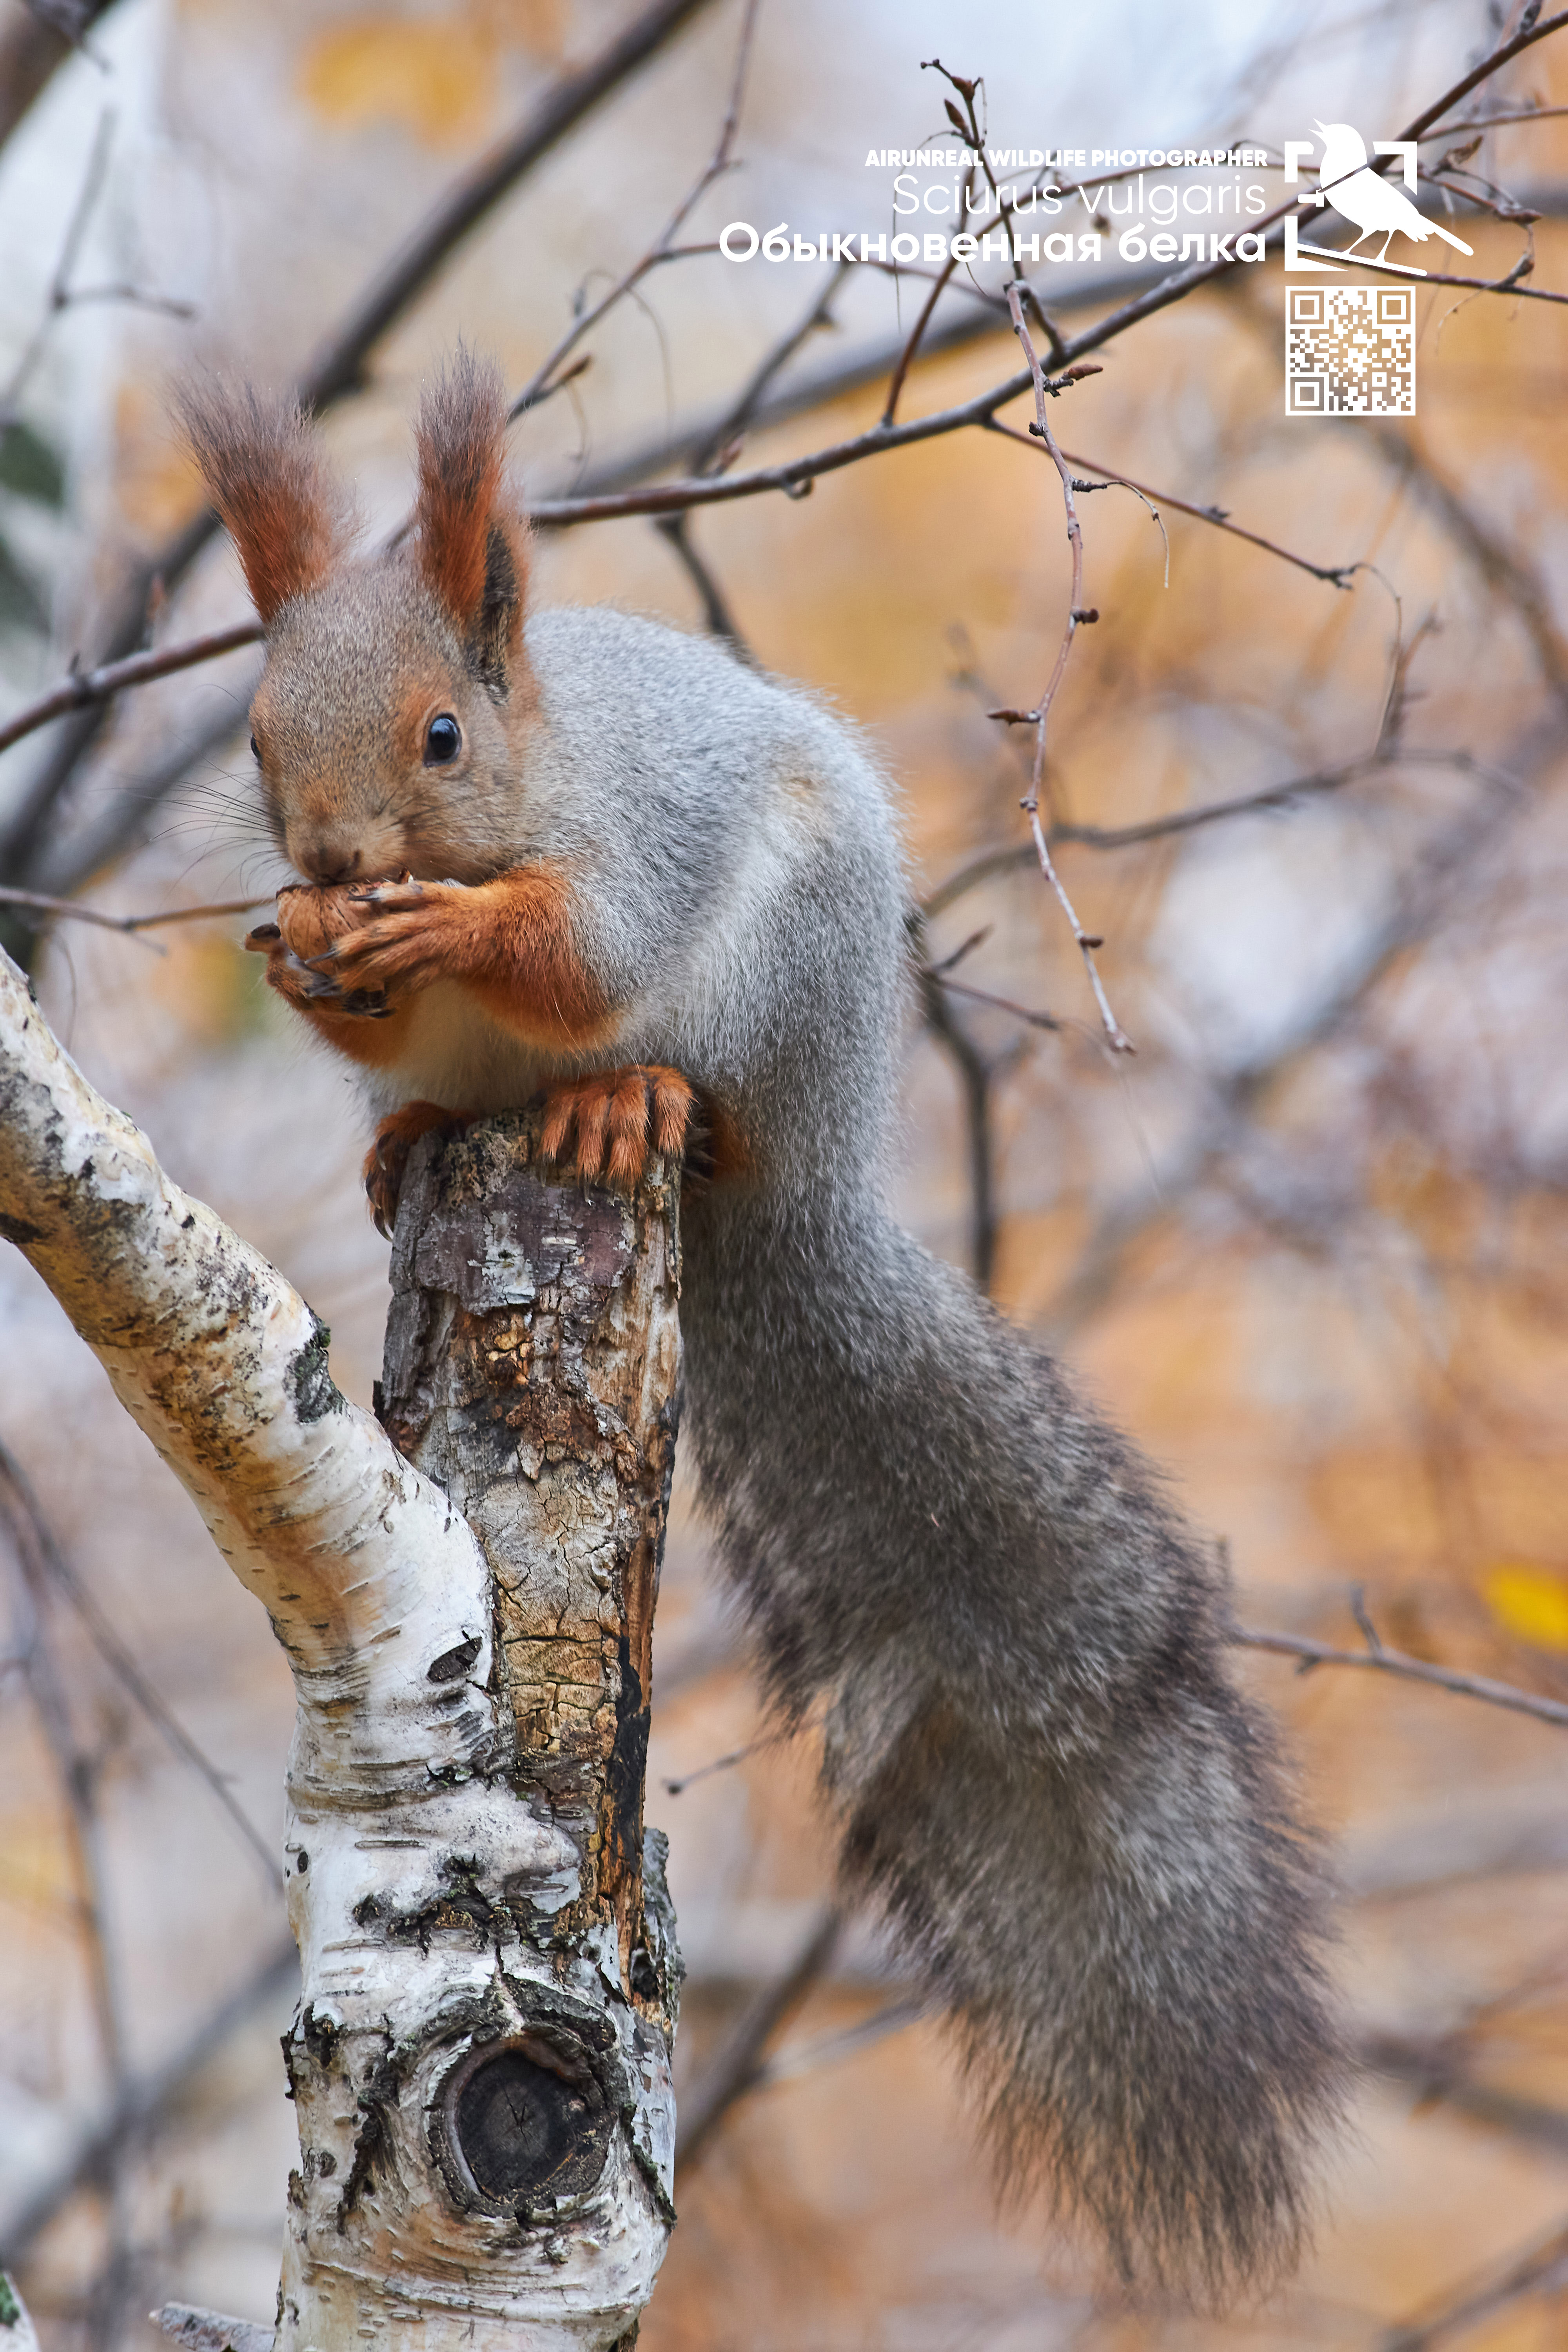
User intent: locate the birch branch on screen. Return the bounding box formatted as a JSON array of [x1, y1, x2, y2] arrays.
[[0, 946, 683, 2350], [0, 2269, 40, 2352]]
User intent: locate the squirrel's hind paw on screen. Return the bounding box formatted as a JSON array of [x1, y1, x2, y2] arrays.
[[364, 1100, 475, 1237], [539, 1065, 694, 1185]]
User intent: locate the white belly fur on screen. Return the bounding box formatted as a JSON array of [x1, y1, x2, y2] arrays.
[[363, 981, 558, 1117]]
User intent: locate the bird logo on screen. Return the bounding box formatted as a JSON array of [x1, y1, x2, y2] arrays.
[[1309, 121, 1473, 265]]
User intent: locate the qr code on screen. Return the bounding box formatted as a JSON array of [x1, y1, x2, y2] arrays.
[[1286, 287, 1414, 416]]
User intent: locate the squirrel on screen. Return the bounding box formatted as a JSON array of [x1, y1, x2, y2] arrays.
[[178, 351, 1345, 2299]]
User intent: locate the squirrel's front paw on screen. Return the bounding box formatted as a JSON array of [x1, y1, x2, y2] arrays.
[[245, 919, 393, 1019], [539, 1066, 695, 1185], [305, 875, 463, 995]]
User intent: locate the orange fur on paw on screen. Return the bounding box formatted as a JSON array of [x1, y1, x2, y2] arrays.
[[247, 909, 396, 1030], [539, 1066, 695, 1185], [299, 864, 612, 1054], [363, 1100, 474, 1238], [311, 876, 459, 995]]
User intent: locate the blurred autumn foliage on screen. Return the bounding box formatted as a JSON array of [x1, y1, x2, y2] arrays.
[[3, 0, 1568, 2346]]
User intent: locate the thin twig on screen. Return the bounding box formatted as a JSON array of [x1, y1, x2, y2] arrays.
[[0, 1452, 126, 2090], [1420, 101, 1568, 137], [662, 1728, 788, 1795], [1231, 1625, 1568, 1730], [927, 971, 1062, 1032], [0, 108, 195, 438], [1408, 259, 1566, 303], [0, 0, 726, 883], [1399, 9, 1568, 143], [653, 512, 756, 659], [4, 109, 106, 429], [916, 957, 1003, 1292], [0, 1936, 297, 2263], [745, 1996, 925, 2092], [1365, 2029, 1568, 2160], [1040, 758, 1528, 1339], [1382, 2217, 1568, 2352], [1362, 422, 1568, 699], [921, 742, 1484, 925], [1061, 448, 1358, 586], [881, 165, 976, 427], [509, 0, 761, 420], [0, 887, 272, 936], [528, 361, 1041, 524], [0, 1437, 278, 1874], [688, 263, 852, 481], [1003, 283, 1132, 1056], [677, 1908, 843, 2172]]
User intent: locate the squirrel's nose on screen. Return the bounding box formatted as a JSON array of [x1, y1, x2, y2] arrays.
[[291, 830, 364, 886]]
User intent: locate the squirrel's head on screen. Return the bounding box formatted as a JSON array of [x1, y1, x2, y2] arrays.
[[178, 353, 537, 887]]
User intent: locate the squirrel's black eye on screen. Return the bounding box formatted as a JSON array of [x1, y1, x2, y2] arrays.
[[249, 734, 260, 760], [424, 714, 462, 766]]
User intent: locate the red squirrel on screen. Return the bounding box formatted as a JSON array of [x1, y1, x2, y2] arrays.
[[180, 353, 1344, 2297]]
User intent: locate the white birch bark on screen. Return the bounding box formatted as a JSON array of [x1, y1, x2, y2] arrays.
[[0, 950, 681, 2351]]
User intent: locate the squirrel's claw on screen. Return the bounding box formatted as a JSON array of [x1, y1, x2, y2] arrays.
[[538, 1065, 695, 1186], [363, 1100, 474, 1237], [305, 900, 456, 993], [253, 928, 392, 1019], [347, 872, 428, 913]]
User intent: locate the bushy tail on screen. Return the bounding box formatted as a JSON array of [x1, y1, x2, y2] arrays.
[[681, 1186, 1347, 2298]]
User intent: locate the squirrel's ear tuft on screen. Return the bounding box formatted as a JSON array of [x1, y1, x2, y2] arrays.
[[414, 349, 530, 693], [176, 377, 352, 625]]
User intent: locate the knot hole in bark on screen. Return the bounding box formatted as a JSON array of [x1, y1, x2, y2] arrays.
[[437, 2031, 615, 2219]]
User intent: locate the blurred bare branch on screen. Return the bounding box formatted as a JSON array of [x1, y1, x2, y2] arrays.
[[1042, 754, 1530, 1337], [0, 109, 194, 441], [0, 1935, 296, 2263], [1234, 1617, 1568, 1730], [1400, 9, 1568, 143], [1364, 2029, 1568, 2160], [0, 1436, 277, 1875], [0, 0, 119, 156], [0, 887, 271, 937], [742, 1995, 925, 2094], [507, 0, 760, 421], [915, 953, 1007, 1291], [677, 1908, 843, 2173], [1383, 2216, 1568, 2351], [653, 512, 756, 659], [0, 625, 260, 762], [1364, 424, 1568, 701], [0, 0, 728, 906], [0, 1445, 125, 2089]]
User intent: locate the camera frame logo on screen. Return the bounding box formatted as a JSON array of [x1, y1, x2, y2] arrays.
[[1278, 122, 1467, 418], [1283, 122, 1473, 275]]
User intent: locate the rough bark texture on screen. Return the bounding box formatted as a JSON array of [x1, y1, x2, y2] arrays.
[[0, 952, 681, 2349]]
